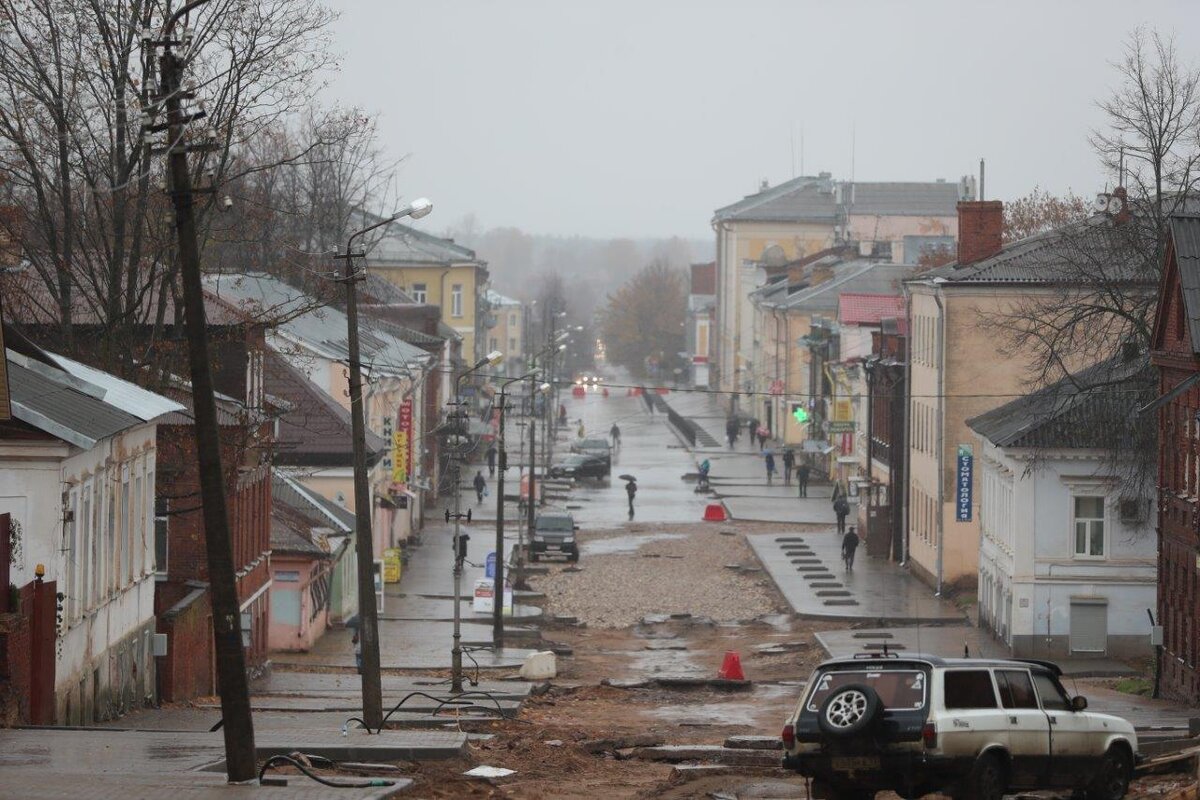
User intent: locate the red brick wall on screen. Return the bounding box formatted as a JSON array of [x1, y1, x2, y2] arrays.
[[155, 589, 213, 703], [956, 201, 1003, 265], [0, 610, 30, 725]]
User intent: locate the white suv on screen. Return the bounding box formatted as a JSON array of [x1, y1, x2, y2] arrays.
[[781, 655, 1138, 800]]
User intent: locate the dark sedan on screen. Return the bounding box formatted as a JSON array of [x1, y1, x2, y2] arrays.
[[548, 453, 609, 480]]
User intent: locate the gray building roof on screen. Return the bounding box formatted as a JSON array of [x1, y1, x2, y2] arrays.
[[967, 354, 1154, 450], [202, 272, 429, 377], [274, 472, 355, 533], [714, 177, 961, 224], [48, 352, 183, 422], [369, 221, 483, 266], [5, 350, 148, 449], [757, 260, 914, 313], [918, 213, 1149, 285], [1169, 214, 1200, 353]]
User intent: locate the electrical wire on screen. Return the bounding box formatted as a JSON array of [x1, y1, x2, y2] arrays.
[[257, 753, 391, 789]]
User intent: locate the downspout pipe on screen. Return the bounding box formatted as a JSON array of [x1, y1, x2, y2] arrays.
[[933, 289, 946, 597], [900, 282, 913, 567]]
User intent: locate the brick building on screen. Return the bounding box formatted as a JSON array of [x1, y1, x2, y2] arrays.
[[1150, 214, 1200, 702]]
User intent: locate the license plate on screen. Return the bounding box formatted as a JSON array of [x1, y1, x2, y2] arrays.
[[831, 756, 880, 771], [546, 544, 561, 550]]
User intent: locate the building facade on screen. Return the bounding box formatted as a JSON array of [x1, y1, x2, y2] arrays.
[[483, 290, 525, 375]]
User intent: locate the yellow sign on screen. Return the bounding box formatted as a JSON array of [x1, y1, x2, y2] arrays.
[[391, 430, 409, 483], [833, 398, 853, 422], [383, 548, 402, 583]]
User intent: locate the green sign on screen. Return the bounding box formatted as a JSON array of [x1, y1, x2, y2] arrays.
[[792, 405, 810, 424], [827, 421, 856, 433]]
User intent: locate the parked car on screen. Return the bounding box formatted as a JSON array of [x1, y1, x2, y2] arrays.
[[548, 453, 609, 480], [530, 511, 579, 562], [781, 654, 1138, 800], [570, 436, 612, 468]]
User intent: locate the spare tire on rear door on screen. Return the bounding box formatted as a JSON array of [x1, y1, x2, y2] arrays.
[[817, 683, 882, 738]]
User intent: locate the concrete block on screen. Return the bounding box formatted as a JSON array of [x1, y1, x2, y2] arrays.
[[519, 650, 556, 680]]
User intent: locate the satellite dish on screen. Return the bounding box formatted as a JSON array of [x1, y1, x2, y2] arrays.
[[1094, 193, 1110, 212], [761, 244, 787, 268]]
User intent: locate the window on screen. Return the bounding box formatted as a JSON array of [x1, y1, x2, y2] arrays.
[[806, 669, 926, 712], [509, 313, 517, 326], [490, 337, 498, 351], [995, 670, 1039, 709], [120, 477, 131, 585], [155, 498, 169, 577], [81, 486, 92, 609], [275, 570, 301, 582], [943, 670, 997, 709], [1073, 496, 1106, 558], [509, 337, 517, 352], [451, 284, 463, 317], [411, 283, 427, 304], [66, 489, 78, 622], [1031, 672, 1072, 711]]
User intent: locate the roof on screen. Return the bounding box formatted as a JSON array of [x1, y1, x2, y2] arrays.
[[202, 272, 428, 377], [270, 504, 330, 557], [484, 290, 521, 307], [48, 352, 183, 422], [1169, 215, 1200, 353], [837, 293, 905, 327], [271, 473, 351, 556], [713, 177, 961, 223], [264, 351, 386, 468], [690, 262, 716, 296], [758, 261, 914, 313], [5, 349, 148, 449], [360, 273, 417, 305], [368, 221, 483, 266], [274, 473, 355, 533], [917, 213, 1149, 286], [967, 354, 1155, 450]]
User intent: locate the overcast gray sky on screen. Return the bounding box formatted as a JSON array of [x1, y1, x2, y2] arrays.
[[327, 1, 1199, 239]]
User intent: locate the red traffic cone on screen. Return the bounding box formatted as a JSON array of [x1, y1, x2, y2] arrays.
[[703, 503, 727, 522], [718, 651, 745, 681]]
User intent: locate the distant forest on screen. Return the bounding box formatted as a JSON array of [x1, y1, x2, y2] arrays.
[[442, 215, 711, 318]]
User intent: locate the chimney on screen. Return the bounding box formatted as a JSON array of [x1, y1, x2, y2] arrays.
[[956, 200, 1004, 266]]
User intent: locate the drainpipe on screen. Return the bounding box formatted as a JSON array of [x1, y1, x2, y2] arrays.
[[934, 289, 946, 597], [901, 285, 912, 566]]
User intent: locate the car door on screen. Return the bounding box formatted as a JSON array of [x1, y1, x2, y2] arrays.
[[938, 669, 1008, 761], [994, 669, 1050, 789], [1032, 671, 1091, 788]]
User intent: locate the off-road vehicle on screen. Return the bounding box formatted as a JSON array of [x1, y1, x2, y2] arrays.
[[781, 654, 1137, 800]]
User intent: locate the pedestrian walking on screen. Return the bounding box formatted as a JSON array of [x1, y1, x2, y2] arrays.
[[756, 425, 769, 450], [486, 443, 497, 477], [831, 480, 844, 507], [625, 478, 638, 519], [559, 403, 567, 424], [796, 462, 811, 497], [746, 417, 758, 447], [725, 418, 739, 449], [610, 422, 621, 448], [782, 448, 795, 485], [577, 421, 586, 439], [842, 526, 860, 571], [834, 494, 850, 535], [764, 450, 776, 484], [698, 458, 711, 490], [473, 470, 487, 504]]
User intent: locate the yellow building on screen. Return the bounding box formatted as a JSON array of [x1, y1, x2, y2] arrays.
[[484, 290, 525, 375], [366, 223, 490, 362]]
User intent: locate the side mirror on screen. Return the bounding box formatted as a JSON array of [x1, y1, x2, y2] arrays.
[[1071, 695, 1088, 712], [573, 525, 580, 531]]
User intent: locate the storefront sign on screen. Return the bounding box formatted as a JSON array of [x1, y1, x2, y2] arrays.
[[956, 444, 973, 522], [392, 399, 413, 484]]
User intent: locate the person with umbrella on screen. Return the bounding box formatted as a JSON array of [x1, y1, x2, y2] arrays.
[[764, 449, 776, 484], [622, 475, 638, 519]]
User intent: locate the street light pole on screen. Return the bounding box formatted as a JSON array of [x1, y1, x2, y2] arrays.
[[493, 372, 537, 647], [336, 199, 433, 730]]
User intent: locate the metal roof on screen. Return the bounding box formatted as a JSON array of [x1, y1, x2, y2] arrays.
[[202, 272, 428, 377], [368, 220, 482, 266], [713, 176, 837, 223], [759, 261, 914, 312], [714, 177, 961, 223], [1169, 215, 1200, 353], [6, 350, 146, 449], [967, 354, 1154, 449], [844, 182, 961, 217], [49, 352, 183, 422], [275, 473, 355, 533]]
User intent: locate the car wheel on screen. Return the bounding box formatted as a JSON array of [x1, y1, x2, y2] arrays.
[[822, 782, 874, 800], [958, 753, 1006, 800], [1086, 746, 1132, 800], [816, 683, 882, 738], [530, 553, 539, 563]]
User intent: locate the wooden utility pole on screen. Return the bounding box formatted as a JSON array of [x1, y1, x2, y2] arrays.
[[158, 42, 257, 781]]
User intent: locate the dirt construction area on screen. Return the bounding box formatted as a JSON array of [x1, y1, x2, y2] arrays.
[[376, 522, 1192, 799]]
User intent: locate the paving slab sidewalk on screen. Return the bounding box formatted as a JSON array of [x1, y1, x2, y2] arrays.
[[747, 532, 964, 624]]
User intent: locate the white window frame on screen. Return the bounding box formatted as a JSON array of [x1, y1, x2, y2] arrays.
[[451, 284, 464, 318], [411, 283, 427, 304], [155, 497, 169, 578], [1071, 494, 1107, 560]]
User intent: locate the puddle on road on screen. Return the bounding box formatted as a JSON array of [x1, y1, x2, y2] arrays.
[[628, 646, 706, 677], [647, 682, 799, 728], [581, 531, 687, 556]]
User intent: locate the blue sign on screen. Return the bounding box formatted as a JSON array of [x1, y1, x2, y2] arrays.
[[485, 551, 497, 579], [956, 444, 973, 522]]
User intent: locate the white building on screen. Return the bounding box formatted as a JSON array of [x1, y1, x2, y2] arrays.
[[1, 345, 181, 723], [967, 357, 1157, 660]]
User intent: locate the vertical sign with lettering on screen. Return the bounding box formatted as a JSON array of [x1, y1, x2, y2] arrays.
[[393, 399, 413, 484], [956, 444, 973, 522]]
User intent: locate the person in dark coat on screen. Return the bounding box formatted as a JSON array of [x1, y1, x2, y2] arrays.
[[834, 494, 850, 534], [746, 417, 758, 447], [625, 479, 638, 519], [473, 470, 487, 504], [782, 449, 796, 485], [764, 451, 776, 484], [842, 526, 860, 571], [725, 418, 739, 449], [486, 443, 497, 477], [796, 462, 811, 497]]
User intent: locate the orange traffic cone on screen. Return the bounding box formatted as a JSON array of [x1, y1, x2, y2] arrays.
[[703, 503, 727, 522], [718, 651, 745, 681]]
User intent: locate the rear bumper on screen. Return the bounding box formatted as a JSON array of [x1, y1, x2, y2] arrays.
[[782, 750, 970, 791]]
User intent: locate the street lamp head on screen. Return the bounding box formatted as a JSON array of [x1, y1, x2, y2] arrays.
[[396, 197, 433, 221], [484, 350, 504, 366], [537, 382, 552, 394]]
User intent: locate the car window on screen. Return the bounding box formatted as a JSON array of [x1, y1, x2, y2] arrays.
[[995, 670, 1040, 709], [943, 670, 998, 709], [806, 669, 926, 712], [536, 517, 574, 531], [1031, 672, 1071, 711]]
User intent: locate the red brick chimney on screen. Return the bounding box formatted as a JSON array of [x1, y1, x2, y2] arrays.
[[956, 200, 1003, 266]]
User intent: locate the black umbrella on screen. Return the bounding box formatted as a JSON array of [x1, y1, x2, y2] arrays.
[[618, 474, 636, 482]]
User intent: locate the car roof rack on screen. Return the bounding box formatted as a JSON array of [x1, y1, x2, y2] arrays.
[[1009, 658, 1063, 677], [853, 642, 900, 659]]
